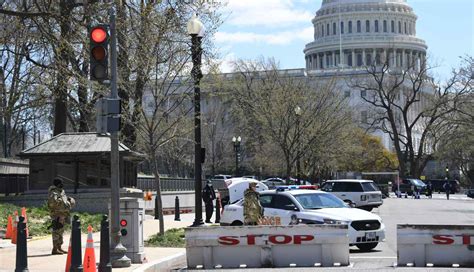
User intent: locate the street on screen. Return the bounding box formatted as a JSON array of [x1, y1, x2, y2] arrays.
[[175, 194, 474, 271]]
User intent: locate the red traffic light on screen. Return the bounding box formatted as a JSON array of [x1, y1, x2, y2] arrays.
[[120, 219, 127, 227], [91, 27, 107, 43]]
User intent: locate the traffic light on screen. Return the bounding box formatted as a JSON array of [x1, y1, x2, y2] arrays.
[[89, 24, 109, 81], [120, 219, 128, 237]]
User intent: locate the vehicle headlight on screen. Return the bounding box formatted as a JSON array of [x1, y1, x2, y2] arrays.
[[323, 219, 348, 225]]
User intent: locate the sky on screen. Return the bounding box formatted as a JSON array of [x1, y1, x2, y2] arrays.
[[213, 0, 474, 80]]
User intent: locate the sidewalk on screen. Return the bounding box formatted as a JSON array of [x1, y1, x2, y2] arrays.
[[0, 212, 210, 271]]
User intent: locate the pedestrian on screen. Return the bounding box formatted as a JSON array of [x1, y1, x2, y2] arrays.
[[243, 182, 263, 225], [410, 184, 415, 198], [443, 180, 451, 200], [426, 182, 433, 199], [47, 177, 75, 255], [414, 186, 420, 199], [202, 180, 216, 223]]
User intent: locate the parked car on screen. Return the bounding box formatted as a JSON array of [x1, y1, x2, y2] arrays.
[[320, 179, 383, 211], [466, 189, 474, 199], [262, 177, 286, 189], [220, 187, 385, 251], [425, 179, 460, 194], [392, 178, 427, 196]]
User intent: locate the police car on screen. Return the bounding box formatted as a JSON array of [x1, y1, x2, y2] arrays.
[[220, 186, 386, 251]]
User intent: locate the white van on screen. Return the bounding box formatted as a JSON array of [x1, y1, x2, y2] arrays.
[[320, 179, 383, 211]]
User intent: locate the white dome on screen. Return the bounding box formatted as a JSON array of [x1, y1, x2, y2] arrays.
[[322, 0, 408, 7]]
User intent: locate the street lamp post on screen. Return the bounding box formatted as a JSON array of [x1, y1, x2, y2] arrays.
[[294, 106, 302, 185], [188, 14, 205, 227], [232, 136, 241, 177]]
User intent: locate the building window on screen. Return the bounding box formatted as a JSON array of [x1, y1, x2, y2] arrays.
[[347, 54, 352, 66], [322, 25, 325, 36], [398, 21, 402, 33], [348, 21, 353, 33], [383, 20, 387, 32], [404, 22, 407, 34], [341, 21, 344, 34], [391, 20, 395, 32], [333, 22, 336, 35], [345, 90, 350, 98], [366, 54, 372, 65], [366, 20, 370, 32], [357, 54, 363, 66], [361, 90, 367, 98], [357, 20, 361, 33], [326, 55, 330, 67], [375, 20, 379, 32], [361, 111, 368, 123], [409, 23, 412, 35]]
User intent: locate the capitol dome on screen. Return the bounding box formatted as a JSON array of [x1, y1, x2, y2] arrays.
[[304, 0, 427, 72]]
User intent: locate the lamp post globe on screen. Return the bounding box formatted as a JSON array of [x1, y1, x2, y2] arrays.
[[188, 14, 205, 227]]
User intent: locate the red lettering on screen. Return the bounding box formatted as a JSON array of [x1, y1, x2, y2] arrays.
[[433, 235, 454, 245], [247, 235, 257, 245], [218, 236, 239, 246], [294, 235, 314, 244], [269, 235, 292, 244], [456, 234, 473, 245]]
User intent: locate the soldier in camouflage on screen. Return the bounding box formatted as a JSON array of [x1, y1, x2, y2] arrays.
[[47, 177, 75, 255], [243, 182, 263, 225]]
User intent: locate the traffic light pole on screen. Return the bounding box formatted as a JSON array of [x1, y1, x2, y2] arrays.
[[109, 6, 131, 268]]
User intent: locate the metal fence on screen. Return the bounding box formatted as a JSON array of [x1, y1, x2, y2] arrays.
[[137, 177, 198, 191], [137, 177, 227, 191], [0, 175, 28, 195]]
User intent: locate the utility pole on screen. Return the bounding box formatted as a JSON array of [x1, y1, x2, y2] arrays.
[[108, 6, 130, 268]]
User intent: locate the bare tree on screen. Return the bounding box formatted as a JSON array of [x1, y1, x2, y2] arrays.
[[350, 56, 473, 178], [230, 59, 352, 179]]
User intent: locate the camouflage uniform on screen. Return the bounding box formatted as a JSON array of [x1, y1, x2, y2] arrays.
[[243, 188, 263, 225], [47, 185, 74, 254]]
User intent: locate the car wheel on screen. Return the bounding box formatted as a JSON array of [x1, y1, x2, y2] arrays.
[[356, 242, 378, 251], [361, 206, 373, 212], [230, 220, 243, 226]]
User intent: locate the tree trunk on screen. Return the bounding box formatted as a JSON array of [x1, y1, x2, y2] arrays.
[[152, 156, 165, 235], [53, 0, 72, 135]]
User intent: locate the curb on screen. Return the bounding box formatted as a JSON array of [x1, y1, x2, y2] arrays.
[[132, 252, 186, 272]]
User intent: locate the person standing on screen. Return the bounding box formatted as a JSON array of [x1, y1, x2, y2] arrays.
[[426, 182, 433, 199], [243, 182, 263, 225], [47, 177, 75, 255], [443, 180, 451, 200], [202, 180, 216, 223]]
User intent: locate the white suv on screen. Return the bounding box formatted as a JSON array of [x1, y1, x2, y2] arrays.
[[220, 188, 385, 251], [320, 180, 383, 211]]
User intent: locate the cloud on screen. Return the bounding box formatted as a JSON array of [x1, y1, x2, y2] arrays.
[[223, 0, 314, 27], [215, 27, 313, 45]]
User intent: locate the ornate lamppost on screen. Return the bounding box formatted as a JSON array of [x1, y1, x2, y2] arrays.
[[188, 14, 205, 227], [232, 136, 241, 176]]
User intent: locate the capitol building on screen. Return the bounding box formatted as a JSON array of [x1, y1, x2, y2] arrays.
[[300, 0, 429, 151]]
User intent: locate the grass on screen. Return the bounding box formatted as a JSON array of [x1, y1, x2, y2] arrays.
[[0, 203, 103, 237], [145, 228, 185, 248]]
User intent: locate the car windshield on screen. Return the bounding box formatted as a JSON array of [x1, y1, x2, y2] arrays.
[[294, 193, 346, 209], [361, 182, 379, 192], [411, 179, 425, 186]]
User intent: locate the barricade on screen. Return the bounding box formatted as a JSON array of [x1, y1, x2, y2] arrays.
[[397, 224, 474, 267], [185, 225, 349, 269]]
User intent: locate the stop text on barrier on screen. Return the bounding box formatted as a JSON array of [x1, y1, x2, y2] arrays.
[[433, 234, 474, 245], [218, 234, 314, 246]]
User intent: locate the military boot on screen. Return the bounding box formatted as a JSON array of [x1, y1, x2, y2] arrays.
[[51, 247, 64, 255], [58, 247, 68, 254]]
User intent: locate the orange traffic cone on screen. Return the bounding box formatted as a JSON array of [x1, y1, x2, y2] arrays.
[[11, 211, 18, 244], [5, 215, 13, 239], [21, 207, 29, 238], [83, 225, 97, 272], [65, 237, 72, 272]]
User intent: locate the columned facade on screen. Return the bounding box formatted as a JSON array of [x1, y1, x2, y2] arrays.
[[304, 0, 427, 72]]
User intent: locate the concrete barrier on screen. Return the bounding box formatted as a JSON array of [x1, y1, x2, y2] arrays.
[[397, 224, 474, 267], [185, 225, 349, 269]]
